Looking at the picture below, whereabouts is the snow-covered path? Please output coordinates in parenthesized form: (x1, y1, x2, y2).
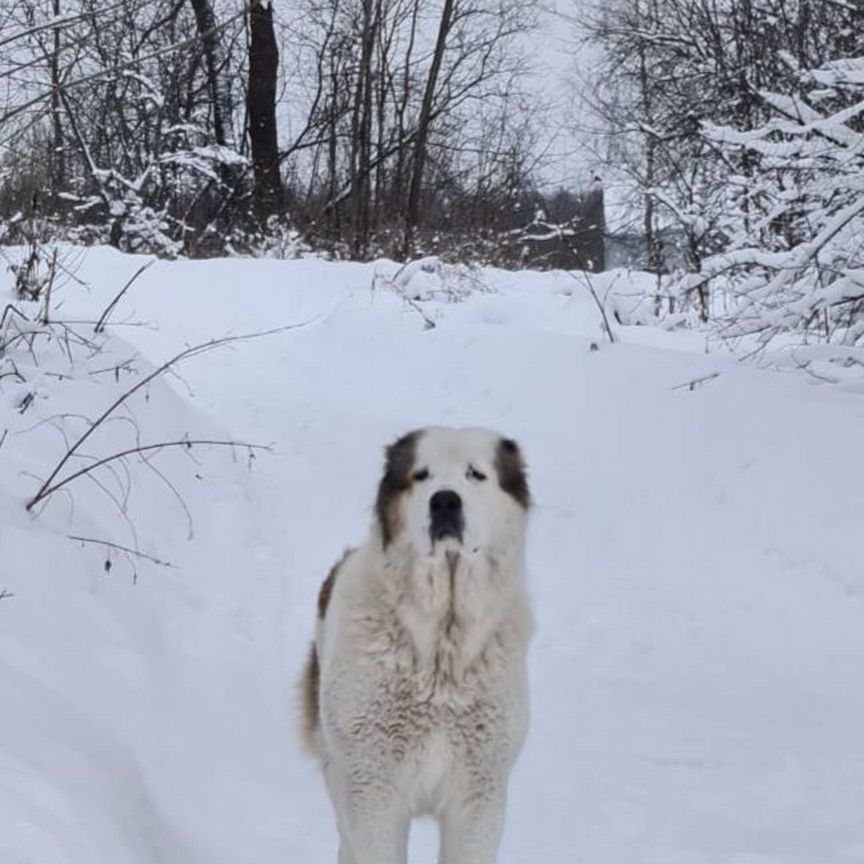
(2, 249, 863, 864)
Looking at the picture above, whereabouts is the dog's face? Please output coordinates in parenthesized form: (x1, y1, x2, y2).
(375, 427, 530, 557)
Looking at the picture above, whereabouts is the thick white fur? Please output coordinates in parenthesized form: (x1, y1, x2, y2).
(311, 427, 532, 864)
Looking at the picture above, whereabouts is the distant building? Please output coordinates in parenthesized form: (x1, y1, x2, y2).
(515, 178, 606, 271)
(606, 227, 686, 272)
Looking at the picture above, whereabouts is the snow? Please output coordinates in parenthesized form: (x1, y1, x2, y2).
(701, 57, 864, 351)
(1, 246, 863, 864)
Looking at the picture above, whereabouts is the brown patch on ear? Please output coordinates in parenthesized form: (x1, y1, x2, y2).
(495, 437, 530, 508)
(300, 642, 319, 754)
(375, 430, 420, 546)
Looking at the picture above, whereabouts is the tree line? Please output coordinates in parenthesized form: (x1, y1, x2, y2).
(1, 0, 606, 264)
(578, 0, 864, 351)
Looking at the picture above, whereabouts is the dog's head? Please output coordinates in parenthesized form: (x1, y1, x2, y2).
(375, 427, 530, 557)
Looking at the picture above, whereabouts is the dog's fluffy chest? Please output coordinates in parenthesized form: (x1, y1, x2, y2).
(318, 541, 530, 818)
(359, 659, 517, 816)
(390, 549, 513, 673)
(362, 556, 527, 781)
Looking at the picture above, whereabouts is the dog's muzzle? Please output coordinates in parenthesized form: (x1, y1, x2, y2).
(429, 489, 464, 543)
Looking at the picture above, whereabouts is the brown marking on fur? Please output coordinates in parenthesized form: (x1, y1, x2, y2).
(317, 571, 336, 619)
(444, 550, 460, 638)
(302, 549, 354, 754)
(300, 642, 319, 754)
(495, 437, 530, 508)
(375, 430, 420, 547)
(318, 549, 352, 619)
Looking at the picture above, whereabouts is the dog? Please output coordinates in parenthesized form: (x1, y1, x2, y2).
(300, 426, 533, 864)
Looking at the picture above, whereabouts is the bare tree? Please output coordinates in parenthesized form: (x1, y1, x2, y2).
(247, 0, 284, 220)
(348, 0, 379, 257)
(575, 0, 862, 298)
(0, 0, 544, 262)
(401, 0, 455, 258)
(284, 0, 536, 259)
(187, 0, 239, 161)
(0, 0, 248, 252)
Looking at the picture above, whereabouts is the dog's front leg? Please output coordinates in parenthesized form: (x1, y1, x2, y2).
(343, 801, 410, 864)
(438, 789, 507, 864)
(324, 758, 408, 864)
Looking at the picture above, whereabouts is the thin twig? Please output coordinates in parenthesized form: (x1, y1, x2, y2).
(1, 302, 29, 331)
(0, 12, 245, 129)
(139, 449, 195, 540)
(30, 438, 271, 508)
(568, 269, 618, 343)
(94, 261, 154, 333)
(0, 364, 26, 382)
(88, 357, 138, 378)
(0, 3, 128, 51)
(82, 469, 139, 548)
(40, 248, 59, 325)
(0, 589, 13, 601)
(375, 268, 436, 329)
(671, 371, 721, 391)
(68, 535, 175, 568)
(25, 324, 305, 512)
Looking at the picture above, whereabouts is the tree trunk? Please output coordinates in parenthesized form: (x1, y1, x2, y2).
(349, 0, 377, 258)
(644, 134, 661, 273)
(391, 0, 420, 217)
(635, 0, 662, 299)
(188, 0, 239, 190)
(50, 0, 65, 201)
(247, 0, 284, 220)
(402, 0, 455, 259)
(326, 61, 340, 237)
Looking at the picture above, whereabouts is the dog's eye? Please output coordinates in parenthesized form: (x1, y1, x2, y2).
(467, 465, 487, 482)
(412, 468, 430, 482)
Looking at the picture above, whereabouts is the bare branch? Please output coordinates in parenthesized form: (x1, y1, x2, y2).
(30, 438, 272, 509)
(94, 262, 155, 334)
(671, 371, 721, 392)
(68, 534, 175, 568)
(25, 324, 306, 512)
(0, 12, 244, 128)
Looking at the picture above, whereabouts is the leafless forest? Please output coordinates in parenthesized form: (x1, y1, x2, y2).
(0, 0, 563, 262)
(2, 0, 864, 347)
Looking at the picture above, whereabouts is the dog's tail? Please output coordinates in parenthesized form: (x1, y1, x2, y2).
(298, 641, 320, 756)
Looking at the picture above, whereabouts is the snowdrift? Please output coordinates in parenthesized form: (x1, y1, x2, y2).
(1, 247, 862, 864)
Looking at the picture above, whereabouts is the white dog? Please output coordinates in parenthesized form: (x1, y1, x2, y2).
(301, 426, 533, 864)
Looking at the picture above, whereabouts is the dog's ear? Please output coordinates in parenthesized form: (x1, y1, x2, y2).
(375, 431, 419, 546)
(495, 437, 530, 508)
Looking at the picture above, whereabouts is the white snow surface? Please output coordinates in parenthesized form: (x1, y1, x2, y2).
(1, 247, 863, 864)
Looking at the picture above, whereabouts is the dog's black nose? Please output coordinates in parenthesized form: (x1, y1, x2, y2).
(429, 490, 463, 541)
(430, 489, 462, 515)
